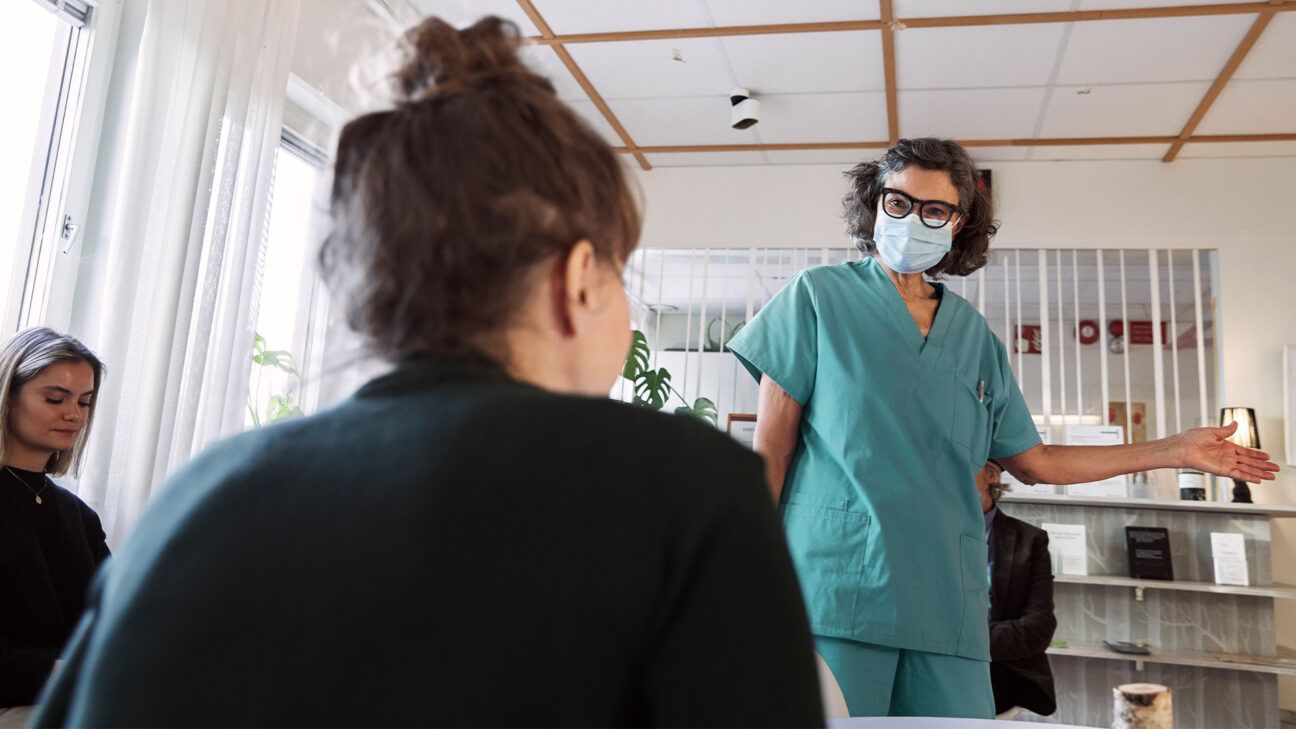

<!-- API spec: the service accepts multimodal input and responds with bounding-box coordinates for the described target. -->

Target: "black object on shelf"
[1103,640,1152,656]
[1126,526,1174,580]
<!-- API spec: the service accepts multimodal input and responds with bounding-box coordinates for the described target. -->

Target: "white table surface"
[828,717,1096,729]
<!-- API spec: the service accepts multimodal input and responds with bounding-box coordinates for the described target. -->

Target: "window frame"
[6,0,125,335]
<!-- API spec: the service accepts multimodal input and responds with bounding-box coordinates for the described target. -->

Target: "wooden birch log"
[1112,683,1172,728]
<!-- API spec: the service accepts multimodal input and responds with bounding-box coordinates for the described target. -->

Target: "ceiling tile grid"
[531,0,713,34]
[899,87,1050,139]
[1056,16,1255,85]
[404,0,1294,166]
[894,0,1074,18]
[721,31,884,94]
[1195,79,1296,135]
[704,0,880,26]
[566,38,734,99]
[607,96,762,146]
[1233,12,1296,81]
[755,92,890,143]
[895,24,1069,89]
[1037,82,1212,137]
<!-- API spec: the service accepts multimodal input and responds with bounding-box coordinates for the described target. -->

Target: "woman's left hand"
[1176,422,1280,483]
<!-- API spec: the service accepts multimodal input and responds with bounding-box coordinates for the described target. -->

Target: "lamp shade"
[1219,407,1260,449]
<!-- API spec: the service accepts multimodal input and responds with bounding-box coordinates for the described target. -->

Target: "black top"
[988,510,1057,717]
[34,359,824,727]
[0,466,110,707]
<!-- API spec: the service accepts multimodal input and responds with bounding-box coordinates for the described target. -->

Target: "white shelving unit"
[1000,493,1290,727]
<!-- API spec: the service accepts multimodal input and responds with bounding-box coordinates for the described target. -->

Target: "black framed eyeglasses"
[880,187,963,229]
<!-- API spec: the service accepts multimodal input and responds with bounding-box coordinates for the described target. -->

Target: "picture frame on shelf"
[727,413,757,449]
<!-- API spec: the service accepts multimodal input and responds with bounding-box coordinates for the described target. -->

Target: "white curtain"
[67,0,301,545]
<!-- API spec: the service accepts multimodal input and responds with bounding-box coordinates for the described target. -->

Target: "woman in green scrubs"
[727,137,1278,719]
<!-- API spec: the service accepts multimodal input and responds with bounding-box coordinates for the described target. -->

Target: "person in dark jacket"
[977,460,1057,717]
[32,15,824,728]
[0,328,109,709]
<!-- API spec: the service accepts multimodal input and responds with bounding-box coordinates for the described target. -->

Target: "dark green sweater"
[34,359,824,727]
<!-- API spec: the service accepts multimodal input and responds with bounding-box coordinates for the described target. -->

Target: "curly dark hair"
[319,16,640,362]
[842,138,998,278]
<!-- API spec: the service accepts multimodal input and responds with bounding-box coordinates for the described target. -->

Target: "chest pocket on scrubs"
[951,371,993,464]
[781,502,871,635]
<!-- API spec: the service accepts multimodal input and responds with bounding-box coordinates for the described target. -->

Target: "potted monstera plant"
[621,330,717,425]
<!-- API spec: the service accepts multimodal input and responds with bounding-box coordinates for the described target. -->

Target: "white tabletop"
[828,717,1096,729]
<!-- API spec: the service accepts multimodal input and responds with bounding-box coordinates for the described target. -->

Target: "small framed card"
[1126,526,1174,581]
[1042,523,1088,576]
[726,413,757,449]
[1211,532,1250,586]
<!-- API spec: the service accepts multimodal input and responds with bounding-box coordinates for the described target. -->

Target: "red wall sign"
[1109,320,1169,346]
[1014,324,1042,354]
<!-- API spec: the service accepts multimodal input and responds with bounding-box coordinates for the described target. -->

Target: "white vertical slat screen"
[1037,250,1052,430]
[621,247,1215,446]
[1193,251,1209,428]
[1149,250,1168,440]
[1119,251,1134,441]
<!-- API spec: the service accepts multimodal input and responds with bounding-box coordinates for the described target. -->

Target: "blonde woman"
[0,327,108,708]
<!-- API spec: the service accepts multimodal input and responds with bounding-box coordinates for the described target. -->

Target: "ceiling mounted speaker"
[730,87,760,130]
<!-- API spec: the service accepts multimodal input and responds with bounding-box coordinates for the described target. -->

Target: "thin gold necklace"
[4,466,48,505]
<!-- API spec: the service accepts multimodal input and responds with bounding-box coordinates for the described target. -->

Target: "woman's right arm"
[753,375,802,503]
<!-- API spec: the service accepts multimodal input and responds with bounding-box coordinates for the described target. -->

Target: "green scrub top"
[727,258,1039,661]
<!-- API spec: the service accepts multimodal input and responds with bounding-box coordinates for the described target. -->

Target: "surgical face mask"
[872,213,953,274]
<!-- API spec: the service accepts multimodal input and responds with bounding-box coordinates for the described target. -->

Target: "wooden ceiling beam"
[515,0,652,171]
[1161,10,1276,162]
[613,133,1296,155]
[529,2,1296,44]
[879,0,899,144]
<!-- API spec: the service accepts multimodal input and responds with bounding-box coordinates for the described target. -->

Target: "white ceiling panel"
[567,100,624,146]
[1195,79,1296,134]
[721,32,884,94]
[896,25,1067,89]
[647,151,769,167]
[609,96,761,145]
[1057,16,1253,85]
[966,147,1031,161]
[705,0,880,25]
[895,0,1074,18]
[1234,12,1296,81]
[762,149,874,165]
[1075,0,1254,8]
[532,0,711,34]
[754,93,889,143]
[566,38,733,99]
[899,87,1047,139]
[406,0,540,34]
[1178,141,1296,158]
[519,45,587,101]
[1027,144,1168,160]
[1038,82,1209,137]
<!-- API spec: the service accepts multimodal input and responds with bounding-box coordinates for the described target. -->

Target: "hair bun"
[394,16,549,102]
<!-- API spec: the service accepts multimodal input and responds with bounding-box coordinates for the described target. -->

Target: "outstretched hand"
[1176,422,1280,483]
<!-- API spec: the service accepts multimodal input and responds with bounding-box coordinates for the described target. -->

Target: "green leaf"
[633,367,671,410]
[253,333,266,355]
[265,394,302,423]
[622,330,650,380]
[675,397,717,425]
[253,349,300,376]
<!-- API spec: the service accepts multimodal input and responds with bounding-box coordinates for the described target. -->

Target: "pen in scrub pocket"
[978,380,985,402]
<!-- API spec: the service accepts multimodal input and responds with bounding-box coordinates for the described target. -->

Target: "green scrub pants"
[816,636,996,718]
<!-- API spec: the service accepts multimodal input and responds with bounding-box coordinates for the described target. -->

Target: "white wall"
[634,155,1296,705]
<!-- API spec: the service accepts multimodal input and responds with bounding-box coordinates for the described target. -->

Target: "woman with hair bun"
[33,16,823,728]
